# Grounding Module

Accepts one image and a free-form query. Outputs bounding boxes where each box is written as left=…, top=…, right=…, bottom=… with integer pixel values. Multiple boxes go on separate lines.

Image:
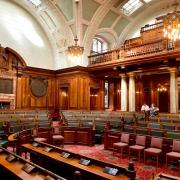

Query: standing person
left=150, top=103, right=159, bottom=117
left=141, top=103, right=150, bottom=121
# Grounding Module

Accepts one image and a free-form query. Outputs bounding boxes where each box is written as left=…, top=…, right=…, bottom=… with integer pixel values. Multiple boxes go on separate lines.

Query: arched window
left=91, top=37, right=108, bottom=54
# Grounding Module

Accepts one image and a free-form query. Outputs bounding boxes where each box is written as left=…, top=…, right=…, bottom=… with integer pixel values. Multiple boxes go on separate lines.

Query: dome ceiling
left=7, top=0, right=180, bottom=69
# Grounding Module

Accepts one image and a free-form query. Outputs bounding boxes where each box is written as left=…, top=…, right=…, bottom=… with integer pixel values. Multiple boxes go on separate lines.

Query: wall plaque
left=30, top=77, right=48, bottom=97
left=0, top=78, right=13, bottom=94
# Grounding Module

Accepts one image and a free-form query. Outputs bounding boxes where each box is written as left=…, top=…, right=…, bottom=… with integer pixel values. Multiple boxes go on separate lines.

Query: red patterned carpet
left=64, top=144, right=180, bottom=180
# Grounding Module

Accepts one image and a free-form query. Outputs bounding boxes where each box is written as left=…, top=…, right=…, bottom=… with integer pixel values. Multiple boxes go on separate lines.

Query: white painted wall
left=0, top=0, right=54, bottom=69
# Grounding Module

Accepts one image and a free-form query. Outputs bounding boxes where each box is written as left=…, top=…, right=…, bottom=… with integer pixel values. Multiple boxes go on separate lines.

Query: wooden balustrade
left=124, top=40, right=163, bottom=57
left=88, top=23, right=180, bottom=66
left=140, top=22, right=163, bottom=32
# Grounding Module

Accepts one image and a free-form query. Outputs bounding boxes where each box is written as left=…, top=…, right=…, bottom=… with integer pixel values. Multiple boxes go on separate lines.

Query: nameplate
left=44, top=175, right=55, bottom=180
left=22, top=163, right=35, bottom=174
left=44, top=146, right=53, bottom=152
left=79, top=158, right=91, bottom=166
left=32, top=142, right=39, bottom=147
left=6, top=154, right=16, bottom=162
left=61, top=152, right=70, bottom=158
left=103, top=166, right=118, bottom=176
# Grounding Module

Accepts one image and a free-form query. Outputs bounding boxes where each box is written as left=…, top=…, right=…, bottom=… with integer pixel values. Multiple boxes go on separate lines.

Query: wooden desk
left=21, top=143, right=135, bottom=180
left=0, top=146, right=66, bottom=180
left=153, top=173, right=180, bottom=180
left=0, top=153, right=45, bottom=180
left=8, top=127, right=94, bottom=154
left=61, top=126, right=94, bottom=146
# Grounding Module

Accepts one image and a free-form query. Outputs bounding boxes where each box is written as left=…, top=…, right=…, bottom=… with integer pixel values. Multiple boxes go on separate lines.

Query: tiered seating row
left=0, top=110, right=50, bottom=133
left=62, top=110, right=180, bottom=130
left=123, top=125, right=180, bottom=139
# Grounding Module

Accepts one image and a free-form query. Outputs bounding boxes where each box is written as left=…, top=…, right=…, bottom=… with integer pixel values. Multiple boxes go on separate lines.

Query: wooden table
left=153, top=173, right=180, bottom=180
left=21, top=143, right=134, bottom=180
left=0, top=152, right=45, bottom=180
left=0, top=146, right=66, bottom=180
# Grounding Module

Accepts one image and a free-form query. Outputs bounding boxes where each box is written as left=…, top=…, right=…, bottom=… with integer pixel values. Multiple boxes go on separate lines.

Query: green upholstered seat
left=173, top=120, right=180, bottom=124
left=123, top=126, right=135, bottom=133
left=0, top=121, right=4, bottom=135
left=9, top=125, right=22, bottom=133
left=166, top=132, right=180, bottom=139
left=136, top=113, right=144, bottom=121
left=150, top=130, right=164, bottom=137
left=0, top=140, right=8, bottom=147
left=162, top=124, right=175, bottom=130
left=149, top=117, right=158, bottom=122
left=148, top=123, right=160, bottom=129
left=137, top=122, right=147, bottom=127
left=136, top=128, right=149, bottom=135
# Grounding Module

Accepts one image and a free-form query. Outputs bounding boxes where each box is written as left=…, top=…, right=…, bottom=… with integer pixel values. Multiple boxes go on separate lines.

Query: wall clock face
left=30, top=77, right=48, bottom=97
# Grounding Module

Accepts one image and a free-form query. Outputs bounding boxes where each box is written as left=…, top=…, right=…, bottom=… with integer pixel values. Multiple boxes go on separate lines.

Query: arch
left=117, top=0, right=176, bottom=45
left=5, top=47, right=27, bottom=67
left=95, top=28, right=119, bottom=48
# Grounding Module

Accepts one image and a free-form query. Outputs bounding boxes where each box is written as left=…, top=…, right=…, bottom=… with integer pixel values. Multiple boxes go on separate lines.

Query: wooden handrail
left=140, top=22, right=163, bottom=33
left=0, top=146, right=66, bottom=180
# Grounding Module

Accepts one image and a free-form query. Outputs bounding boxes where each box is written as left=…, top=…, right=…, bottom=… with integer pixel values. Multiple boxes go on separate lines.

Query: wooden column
left=121, top=74, right=127, bottom=111
left=170, top=68, right=178, bottom=113
left=128, top=73, right=135, bottom=112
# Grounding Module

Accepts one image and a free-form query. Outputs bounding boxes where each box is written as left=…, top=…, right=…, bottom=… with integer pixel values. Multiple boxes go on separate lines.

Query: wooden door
left=158, top=91, right=169, bottom=112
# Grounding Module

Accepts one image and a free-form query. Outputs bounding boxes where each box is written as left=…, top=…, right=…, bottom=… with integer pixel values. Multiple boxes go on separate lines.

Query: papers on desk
left=32, top=142, right=39, bottom=147
left=5, top=154, right=16, bottom=162
left=44, top=146, right=53, bottom=152
left=103, top=166, right=118, bottom=176
left=79, top=158, right=91, bottom=166
left=22, top=163, right=35, bottom=174
left=61, top=152, right=70, bottom=158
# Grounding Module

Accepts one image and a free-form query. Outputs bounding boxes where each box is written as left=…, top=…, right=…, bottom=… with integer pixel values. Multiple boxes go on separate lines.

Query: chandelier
left=157, top=84, right=167, bottom=92
left=163, top=3, right=180, bottom=41
left=68, top=36, right=84, bottom=57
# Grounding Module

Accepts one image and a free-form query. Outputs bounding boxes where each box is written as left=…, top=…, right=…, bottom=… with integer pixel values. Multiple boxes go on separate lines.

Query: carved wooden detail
left=88, top=20, right=180, bottom=66
left=29, top=77, right=48, bottom=98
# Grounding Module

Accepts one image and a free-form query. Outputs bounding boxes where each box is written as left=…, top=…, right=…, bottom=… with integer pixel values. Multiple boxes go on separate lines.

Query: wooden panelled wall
left=15, top=67, right=104, bottom=110
left=0, top=45, right=178, bottom=112
left=56, top=69, right=104, bottom=110
left=16, top=68, right=56, bottom=109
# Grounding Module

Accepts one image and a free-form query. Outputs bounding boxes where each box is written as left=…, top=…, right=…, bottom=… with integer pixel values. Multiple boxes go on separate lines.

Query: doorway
left=60, top=87, right=69, bottom=110
left=158, top=91, right=169, bottom=112
left=90, top=88, right=98, bottom=110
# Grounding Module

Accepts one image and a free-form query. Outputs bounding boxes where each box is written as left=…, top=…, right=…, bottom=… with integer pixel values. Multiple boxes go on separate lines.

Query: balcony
left=88, top=23, right=180, bottom=68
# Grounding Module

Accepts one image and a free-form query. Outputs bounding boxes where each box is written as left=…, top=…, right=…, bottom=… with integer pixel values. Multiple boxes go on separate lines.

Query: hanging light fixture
left=68, top=0, right=84, bottom=57
left=68, top=36, right=84, bottom=57
left=163, top=2, right=180, bottom=41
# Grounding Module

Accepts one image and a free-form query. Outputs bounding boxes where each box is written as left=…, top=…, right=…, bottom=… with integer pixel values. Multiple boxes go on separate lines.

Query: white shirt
left=141, top=104, right=149, bottom=112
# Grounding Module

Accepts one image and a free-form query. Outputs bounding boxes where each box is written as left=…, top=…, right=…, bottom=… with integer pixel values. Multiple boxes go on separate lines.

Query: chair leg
left=144, top=152, right=146, bottom=164
left=129, top=148, right=131, bottom=159
left=157, top=156, right=159, bottom=168
left=166, top=156, right=168, bottom=168
left=138, top=151, right=141, bottom=162
left=121, top=148, right=123, bottom=158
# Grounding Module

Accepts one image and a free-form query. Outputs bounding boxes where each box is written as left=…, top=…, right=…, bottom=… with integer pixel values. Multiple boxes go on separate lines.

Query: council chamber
left=0, top=0, right=180, bottom=180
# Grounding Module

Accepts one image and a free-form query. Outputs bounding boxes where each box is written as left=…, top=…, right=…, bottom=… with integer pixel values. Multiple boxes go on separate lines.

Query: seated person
left=141, top=103, right=150, bottom=121
left=149, top=103, right=159, bottom=117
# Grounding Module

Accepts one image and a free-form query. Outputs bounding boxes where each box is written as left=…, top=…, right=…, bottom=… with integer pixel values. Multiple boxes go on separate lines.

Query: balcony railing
left=140, top=22, right=163, bottom=32
left=88, top=39, right=180, bottom=66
